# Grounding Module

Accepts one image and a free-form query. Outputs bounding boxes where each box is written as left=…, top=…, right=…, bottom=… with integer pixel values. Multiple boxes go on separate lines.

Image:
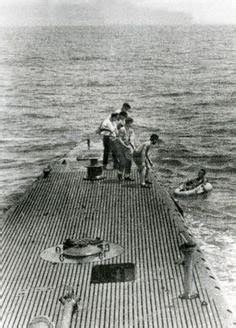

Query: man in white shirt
left=100, top=113, right=119, bottom=169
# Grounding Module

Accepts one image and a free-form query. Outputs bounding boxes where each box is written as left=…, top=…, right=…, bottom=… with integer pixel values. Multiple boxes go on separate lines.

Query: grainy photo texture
left=1, top=1, right=235, bottom=327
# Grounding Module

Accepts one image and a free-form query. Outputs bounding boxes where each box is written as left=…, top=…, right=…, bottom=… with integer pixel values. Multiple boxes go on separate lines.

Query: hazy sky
left=0, top=0, right=235, bottom=25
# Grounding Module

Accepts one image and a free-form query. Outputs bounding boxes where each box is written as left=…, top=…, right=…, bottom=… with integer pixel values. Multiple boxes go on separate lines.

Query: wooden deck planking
left=2, top=167, right=235, bottom=328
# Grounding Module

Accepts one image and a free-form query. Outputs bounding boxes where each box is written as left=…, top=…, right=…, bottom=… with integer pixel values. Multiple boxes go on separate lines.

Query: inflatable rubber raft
left=174, top=182, right=213, bottom=196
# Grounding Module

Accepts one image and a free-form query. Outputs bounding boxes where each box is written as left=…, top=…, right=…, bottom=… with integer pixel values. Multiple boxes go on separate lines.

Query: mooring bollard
left=43, top=165, right=52, bottom=178
left=84, top=158, right=104, bottom=181
left=179, top=242, right=199, bottom=300
left=59, top=287, right=80, bottom=328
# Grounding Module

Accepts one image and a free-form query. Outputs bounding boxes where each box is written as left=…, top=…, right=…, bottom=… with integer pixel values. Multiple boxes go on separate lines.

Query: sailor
left=115, top=117, right=135, bottom=181
left=118, top=111, right=128, bottom=127
left=99, top=113, right=119, bottom=170
left=133, top=134, right=159, bottom=188
left=115, top=102, right=131, bottom=115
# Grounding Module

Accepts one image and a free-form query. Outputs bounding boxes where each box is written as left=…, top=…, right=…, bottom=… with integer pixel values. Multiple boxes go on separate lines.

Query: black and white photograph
left=1, top=0, right=235, bottom=327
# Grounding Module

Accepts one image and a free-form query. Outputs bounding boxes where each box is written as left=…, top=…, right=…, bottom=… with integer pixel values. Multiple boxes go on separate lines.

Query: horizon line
left=0, top=23, right=236, bottom=27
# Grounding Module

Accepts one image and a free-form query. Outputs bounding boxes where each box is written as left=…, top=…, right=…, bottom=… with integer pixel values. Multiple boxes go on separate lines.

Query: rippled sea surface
left=0, top=25, right=235, bottom=309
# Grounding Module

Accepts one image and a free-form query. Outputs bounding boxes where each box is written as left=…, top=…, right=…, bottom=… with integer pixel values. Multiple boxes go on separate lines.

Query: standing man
left=118, top=111, right=128, bottom=127
left=115, top=103, right=131, bottom=115
left=100, top=113, right=119, bottom=170
left=115, top=117, right=135, bottom=181
left=121, top=102, right=131, bottom=113
left=133, top=134, right=159, bottom=188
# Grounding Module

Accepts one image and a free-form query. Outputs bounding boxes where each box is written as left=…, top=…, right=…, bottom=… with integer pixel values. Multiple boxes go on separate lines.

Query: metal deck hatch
left=91, top=263, right=135, bottom=283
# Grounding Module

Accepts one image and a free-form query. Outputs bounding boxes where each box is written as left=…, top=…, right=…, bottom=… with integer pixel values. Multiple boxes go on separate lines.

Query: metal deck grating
left=2, top=169, right=235, bottom=327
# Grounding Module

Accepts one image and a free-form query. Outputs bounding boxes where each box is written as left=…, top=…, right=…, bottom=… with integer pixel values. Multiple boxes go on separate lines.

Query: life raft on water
left=174, top=182, right=213, bottom=196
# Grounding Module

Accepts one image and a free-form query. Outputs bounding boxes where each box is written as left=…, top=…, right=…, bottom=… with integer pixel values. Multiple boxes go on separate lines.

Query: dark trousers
left=103, top=136, right=119, bottom=168
left=125, top=159, right=132, bottom=175
left=117, top=153, right=132, bottom=176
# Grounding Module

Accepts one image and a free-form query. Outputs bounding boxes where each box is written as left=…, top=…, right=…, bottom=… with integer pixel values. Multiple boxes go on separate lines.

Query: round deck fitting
left=27, top=316, right=54, bottom=328
left=40, top=242, right=123, bottom=264
left=63, top=243, right=105, bottom=257
left=84, top=158, right=104, bottom=181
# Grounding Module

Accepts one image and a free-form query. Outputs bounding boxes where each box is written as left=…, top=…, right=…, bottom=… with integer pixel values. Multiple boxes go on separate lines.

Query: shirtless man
left=133, top=134, right=159, bottom=188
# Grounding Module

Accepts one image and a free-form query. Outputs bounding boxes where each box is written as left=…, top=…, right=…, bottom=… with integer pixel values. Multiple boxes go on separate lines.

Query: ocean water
left=0, top=25, right=235, bottom=310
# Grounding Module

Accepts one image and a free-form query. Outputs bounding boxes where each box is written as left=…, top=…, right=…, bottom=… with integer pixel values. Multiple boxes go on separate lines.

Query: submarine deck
left=2, top=160, right=235, bottom=327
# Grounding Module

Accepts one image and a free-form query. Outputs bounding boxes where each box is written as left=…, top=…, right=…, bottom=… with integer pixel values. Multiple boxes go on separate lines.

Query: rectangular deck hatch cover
left=91, top=263, right=135, bottom=283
